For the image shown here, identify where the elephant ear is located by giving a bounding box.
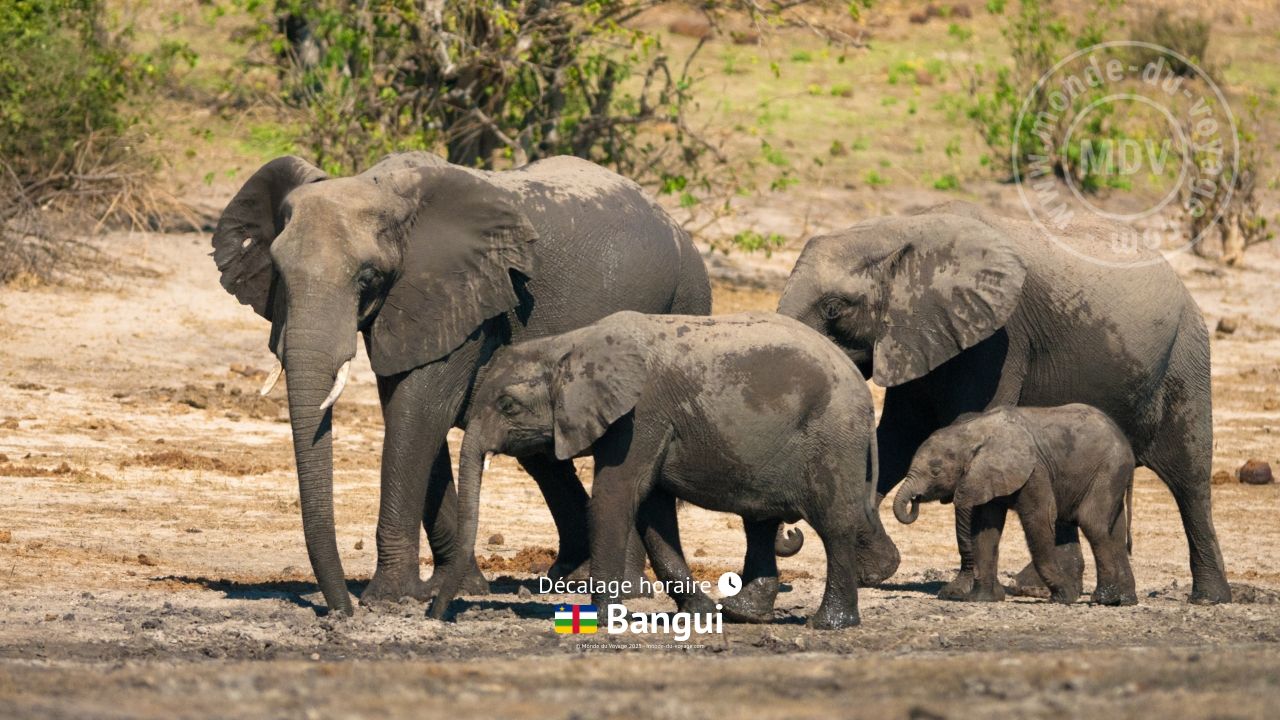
[871,214,1027,387]
[368,167,538,376]
[550,321,649,460]
[954,410,1037,508]
[211,156,327,319]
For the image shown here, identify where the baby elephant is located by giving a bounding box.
[893,404,1136,606]
[429,311,896,629]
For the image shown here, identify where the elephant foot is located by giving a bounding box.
[1007,560,1084,600]
[1092,584,1137,606]
[361,559,489,605]
[1004,562,1050,599]
[856,535,901,586]
[938,569,975,601]
[448,562,493,596]
[966,583,1005,603]
[547,555,590,582]
[808,603,860,630]
[677,592,719,615]
[1189,578,1232,605]
[361,573,434,605]
[720,577,779,623]
[1048,586,1079,605]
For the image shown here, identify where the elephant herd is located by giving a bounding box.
[211,151,1231,627]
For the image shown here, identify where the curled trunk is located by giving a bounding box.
[774,525,804,557]
[427,429,486,619]
[893,476,922,525]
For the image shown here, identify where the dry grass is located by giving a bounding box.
[121,450,280,476]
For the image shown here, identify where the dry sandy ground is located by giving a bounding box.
[1,227,1279,719]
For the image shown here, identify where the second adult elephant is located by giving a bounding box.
[212,152,710,614]
[778,201,1230,603]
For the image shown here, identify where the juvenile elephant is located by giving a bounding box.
[212,152,710,614]
[778,201,1229,604]
[893,405,1137,606]
[428,311,899,629]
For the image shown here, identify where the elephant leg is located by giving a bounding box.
[1016,486,1078,605]
[363,357,483,604]
[967,503,1007,602]
[620,530,653,599]
[1006,522,1083,599]
[1141,425,1230,604]
[1080,509,1137,606]
[721,519,781,623]
[587,416,666,609]
[516,454,591,581]
[937,506,976,600]
[420,442,488,596]
[807,511,861,630]
[636,488,714,613]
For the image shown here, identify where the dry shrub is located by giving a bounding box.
[123,450,277,476]
[0,1,196,287]
[477,546,558,574]
[0,460,110,482]
[1130,9,1212,77]
[1186,97,1273,266]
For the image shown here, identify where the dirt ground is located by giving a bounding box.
[1,225,1279,719]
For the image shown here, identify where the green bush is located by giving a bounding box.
[959,0,1125,190]
[0,0,194,285]
[233,0,862,253]
[241,0,711,179]
[933,173,960,190]
[0,0,134,182]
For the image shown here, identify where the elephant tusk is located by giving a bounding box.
[260,362,283,396]
[319,360,351,411]
[483,452,492,471]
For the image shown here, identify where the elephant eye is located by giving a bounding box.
[820,297,848,320]
[497,394,521,416]
[356,267,382,291]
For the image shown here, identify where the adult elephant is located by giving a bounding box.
[777,201,1230,604]
[211,151,711,614]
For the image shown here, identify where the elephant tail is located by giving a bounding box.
[1125,474,1134,555]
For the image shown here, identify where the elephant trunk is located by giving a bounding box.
[427,427,487,620]
[282,291,359,616]
[284,362,351,614]
[774,525,804,557]
[893,475,922,525]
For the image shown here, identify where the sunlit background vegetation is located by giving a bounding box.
[1,0,1276,283]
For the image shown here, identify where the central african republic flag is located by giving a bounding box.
[554,604,597,634]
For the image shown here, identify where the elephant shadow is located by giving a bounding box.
[453,575,572,620]
[870,580,948,596]
[153,575,369,615]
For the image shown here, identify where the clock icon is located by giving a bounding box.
[717,571,742,597]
